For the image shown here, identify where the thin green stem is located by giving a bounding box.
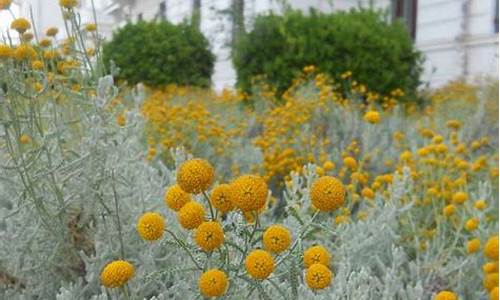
[202,191,215,221]
[111,170,125,259]
[165,229,203,270]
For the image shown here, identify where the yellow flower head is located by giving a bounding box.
[164,184,192,211]
[483,262,499,273]
[100,260,134,288]
[310,176,345,212]
[262,224,291,254]
[22,33,34,43]
[0,44,13,58]
[464,217,479,232]
[39,38,52,48]
[177,201,205,230]
[305,263,332,290]
[474,200,487,210]
[361,187,375,200]
[466,238,480,254]
[490,287,498,300]
[363,110,381,124]
[194,221,224,252]
[446,120,461,130]
[230,175,268,212]
[85,23,97,32]
[484,272,499,291]
[323,160,335,171]
[59,0,78,9]
[0,0,12,10]
[304,245,331,268]
[14,45,37,61]
[343,156,357,170]
[176,158,215,194]
[443,204,456,217]
[400,150,412,162]
[46,27,59,37]
[116,114,126,127]
[136,212,165,241]
[19,134,31,145]
[11,18,31,34]
[484,236,499,261]
[31,60,44,70]
[198,269,228,297]
[209,184,234,213]
[434,291,458,300]
[452,192,468,204]
[245,249,274,280]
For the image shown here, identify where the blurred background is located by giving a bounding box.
[2,0,497,91]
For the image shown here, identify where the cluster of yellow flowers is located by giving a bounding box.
[139,69,412,186]
[97,158,347,296]
[482,236,499,299]
[140,87,248,166]
[434,236,498,300]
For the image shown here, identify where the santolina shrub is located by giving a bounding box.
[234,9,423,97]
[0,2,498,300]
[103,20,215,87]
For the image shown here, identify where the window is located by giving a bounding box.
[137,13,143,21]
[392,0,418,39]
[159,1,167,20]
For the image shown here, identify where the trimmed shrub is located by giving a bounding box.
[234,9,423,97]
[103,21,215,87]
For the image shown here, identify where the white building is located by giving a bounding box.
[3,0,498,90]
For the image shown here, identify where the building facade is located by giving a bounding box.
[4,0,498,90]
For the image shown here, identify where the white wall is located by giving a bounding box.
[416,0,498,87]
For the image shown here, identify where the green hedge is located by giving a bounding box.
[103,21,215,87]
[233,9,423,97]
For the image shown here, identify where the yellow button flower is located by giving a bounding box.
[483,262,499,273]
[176,158,215,194]
[363,110,381,124]
[305,263,332,290]
[466,238,480,254]
[100,260,134,288]
[452,192,468,204]
[323,160,335,171]
[245,249,274,280]
[198,269,228,297]
[0,0,12,10]
[262,225,291,254]
[164,184,192,211]
[59,0,78,9]
[209,184,234,214]
[19,134,31,145]
[230,175,268,212]
[484,236,499,261]
[177,201,205,230]
[443,204,456,217]
[10,18,31,34]
[46,27,59,37]
[343,156,357,170]
[136,212,165,241]
[310,176,345,212]
[434,291,458,300]
[304,245,331,268]
[361,187,375,200]
[194,221,224,252]
[484,272,499,291]
[490,287,498,300]
[464,217,479,232]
